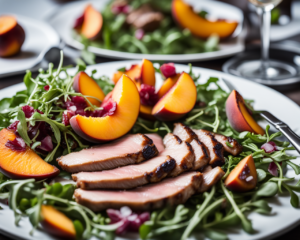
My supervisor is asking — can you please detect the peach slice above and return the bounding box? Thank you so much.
[225,155,257,192]
[73,71,105,107]
[140,105,155,121]
[112,71,124,84]
[157,73,181,99]
[172,0,238,39]
[140,59,156,87]
[152,72,197,121]
[112,60,155,86]
[226,90,264,135]
[41,205,76,239]
[70,75,140,143]
[126,64,142,82]
[81,4,103,39]
[0,16,25,57]
[0,129,59,180]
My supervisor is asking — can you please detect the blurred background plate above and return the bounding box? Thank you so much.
[49,0,245,62]
[0,15,60,78]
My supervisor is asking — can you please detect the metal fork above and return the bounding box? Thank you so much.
[221,78,300,154]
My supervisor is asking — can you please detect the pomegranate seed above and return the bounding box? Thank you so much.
[261,141,277,153]
[22,105,35,118]
[44,85,50,91]
[5,136,26,152]
[7,121,19,131]
[160,63,176,78]
[62,111,75,126]
[139,84,158,106]
[72,96,88,110]
[73,14,84,29]
[135,29,145,40]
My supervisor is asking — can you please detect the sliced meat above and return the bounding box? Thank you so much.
[132,12,163,31]
[126,4,163,32]
[162,133,194,177]
[74,171,203,212]
[193,129,225,167]
[57,134,159,173]
[173,123,210,170]
[198,166,225,193]
[173,122,198,143]
[212,133,242,156]
[73,155,176,190]
[145,133,164,152]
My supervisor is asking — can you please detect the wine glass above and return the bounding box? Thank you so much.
[233,0,297,83]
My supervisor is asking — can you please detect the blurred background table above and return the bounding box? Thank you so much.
[0,0,300,240]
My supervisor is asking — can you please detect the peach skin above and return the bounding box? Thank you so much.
[225,155,257,192]
[41,205,76,239]
[172,0,238,39]
[0,129,59,180]
[140,105,156,121]
[73,71,105,107]
[226,90,264,135]
[0,16,25,57]
[152,72,197,121]
[70,74,140,143]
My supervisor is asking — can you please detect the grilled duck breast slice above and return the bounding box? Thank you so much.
[74,171,203,212]
[173,123,210,169]
[162,133,195,176]
[73,155,176,190]
[57,134,160,173]
[198,165,225,193]
[193,129,225,167]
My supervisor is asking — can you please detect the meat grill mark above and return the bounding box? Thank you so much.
[142,143,158,159]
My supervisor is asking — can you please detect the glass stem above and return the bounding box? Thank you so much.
[258,8,271,74]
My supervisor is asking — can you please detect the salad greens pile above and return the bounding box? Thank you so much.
[75,0,219,61]
[0,55,299,240]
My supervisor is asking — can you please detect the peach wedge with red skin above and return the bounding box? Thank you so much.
[226,90,264,135]
[157,73,181,99]
[73,71,105,107]
[152,72,197,121]
[0,129,59,180]
[70,74,140,143]
[225,155,257,192]
[41,205,76,239]
[172,0,238,39]
[0,16,25,57]
[80,4,103,39]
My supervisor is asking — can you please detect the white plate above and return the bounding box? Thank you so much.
[0,15,60,78]
[49,0,244,62]
[0,61,299,240]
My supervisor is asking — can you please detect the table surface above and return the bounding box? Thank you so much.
[0,1,300,240]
